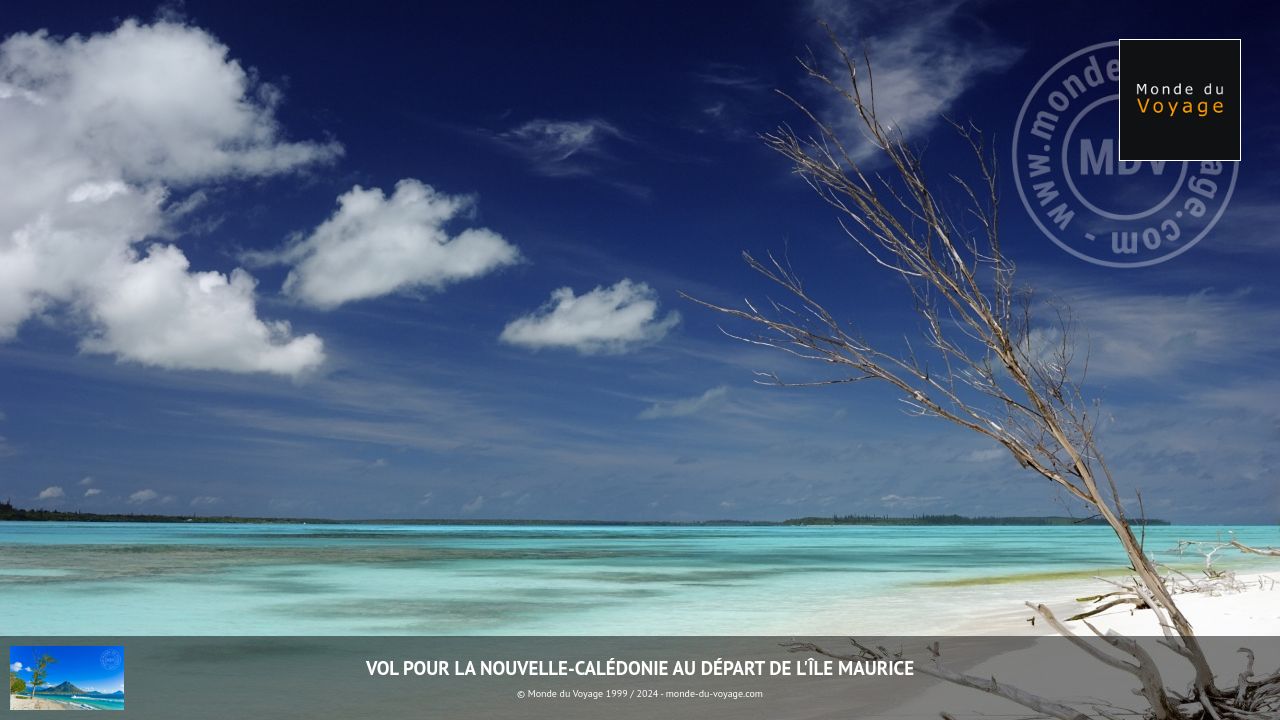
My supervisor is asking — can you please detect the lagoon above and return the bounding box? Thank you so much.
[2,522,1276,636]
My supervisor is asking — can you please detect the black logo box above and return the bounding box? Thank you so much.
[1119,38,1241,162]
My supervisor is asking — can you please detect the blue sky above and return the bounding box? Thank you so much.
[0,1,1277,523]
[10,645,125,693]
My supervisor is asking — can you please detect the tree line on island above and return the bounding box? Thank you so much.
[1,500,1168,526]
[785,514,1171,526]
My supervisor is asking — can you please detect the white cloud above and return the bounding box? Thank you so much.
[1035,286,1280,380]
[82,244,324,374]
[2,21,341,183]
[259,179,519,309]
[0,19,336,376]
[129,489,159,504]
[190,496,220,506]
[807,0,1020,160]
[79,475,94,485]
[692,63,769,91]
[84,488,102,497]
[36,486,65,500]
[9,662,21,672]
[639,386,729,420]
[960,447,1005,463]
[880,493,942,509]
[461,495,485,514]
[499,118,623,178]
[500,279,679,354]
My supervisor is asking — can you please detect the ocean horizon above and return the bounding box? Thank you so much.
[3,522,1276,636]
[32,694,125,711]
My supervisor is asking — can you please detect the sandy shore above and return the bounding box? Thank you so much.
[955,570,1280,636]
[9,694,79,710]
[874,569,1280,718]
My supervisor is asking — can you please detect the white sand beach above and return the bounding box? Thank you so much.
[9,694,77,710]
[958,570,1280,636]
[874,570,1280,719]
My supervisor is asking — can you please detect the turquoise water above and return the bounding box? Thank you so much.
[57,695,124,710]
[1,522,1276,635]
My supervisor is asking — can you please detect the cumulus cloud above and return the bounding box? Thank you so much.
[808,0,1020,160]
[79,476,94,485]
[500,279,679,354]
[10,662,21,673]
[256,180,519,309]
[190,496,220,506]
[84,488,102,497]
[82,244,324,373]
[0,19,336,376]
[128,489,159,504]
[36,486,65,500]
[639,386,729,420]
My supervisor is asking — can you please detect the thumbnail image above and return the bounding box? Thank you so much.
[9,646,124,711]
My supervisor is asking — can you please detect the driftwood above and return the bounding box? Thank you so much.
[1171,536,1280,595]
[1068,588,1151,621]
[1230,540,1280,558]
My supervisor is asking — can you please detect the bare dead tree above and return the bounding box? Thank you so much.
[688,29,1277,720]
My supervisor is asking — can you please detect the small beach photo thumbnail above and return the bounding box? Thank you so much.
[9,645,124,711]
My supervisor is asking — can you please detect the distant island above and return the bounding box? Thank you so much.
[37,681,123,699]
[0,501,1167,526]
[785,514,1171,526]
[38,681,85,696]
[0,500,324,524]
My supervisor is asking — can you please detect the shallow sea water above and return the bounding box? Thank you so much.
[2,522,1276,635]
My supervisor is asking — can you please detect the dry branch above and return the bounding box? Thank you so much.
[1230,540,1280,558]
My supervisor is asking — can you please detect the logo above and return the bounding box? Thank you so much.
[100,648,122,671]
[1013,42,1237,268]
[1119,39,1241,161]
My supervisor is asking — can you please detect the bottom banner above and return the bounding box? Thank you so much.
[3,636,1276,718]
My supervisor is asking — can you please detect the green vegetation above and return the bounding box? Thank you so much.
[9,671,24,695]
[0,500,323,524]
[0,500,772,525]
[30,654,54,701]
